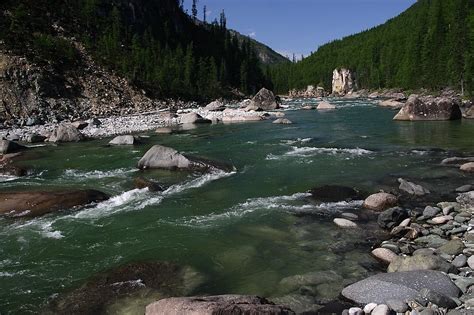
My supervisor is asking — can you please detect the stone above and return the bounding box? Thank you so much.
[386,299,409,313]
[309,185,364,202]
[378,207,409,229]
[137,145,231,172]
[415,235,448,248]
[371,304,390,315]
[431,215,453,225]
[133,177,164,192]
[468,256,474,269]
[109,135,137,145]
[317,101,336,110]
[25,133,46,143]
[222,115,263,123]
[341,270,460,305]
[145,295,295,315]
[248,88,279,110]
[348,307,363,315]
[342,213,359,220]
[423,206,441,219]
[455,185,473,193]
[452,254,467,268]
[378,99,404,109]
[443,206,454,215]
[71,120,88,130]
[460,162,474,173]
[393,95,462,121]
[398,178,430,196]
[47,262,205,315]
[363,193,398,211]
[49,123,83,142]
[332,68,356,96]
[454,276,474,293]
[334,218,358,228]
[372,248,399,264]
[205,100,225,111]
[441,157,474,166]
[0,140,26,154]
[363,303,377,314]
[89,118,101,127]
[180,112,211,124]
[0,190,109,217]
[456,191,474,209]
[399,218,411,227]
[155,127,173,134]
[279,270,342,292]
[418,288,457,309]
[273,118,293,124]
[388,254,455,273]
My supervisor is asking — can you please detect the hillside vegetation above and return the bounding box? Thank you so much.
[1,0,277,100]
[271,0,474,96]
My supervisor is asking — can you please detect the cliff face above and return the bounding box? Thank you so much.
[0,42,159,125]
[332,68,357,96]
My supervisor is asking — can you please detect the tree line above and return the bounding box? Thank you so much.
[271,0,474,97]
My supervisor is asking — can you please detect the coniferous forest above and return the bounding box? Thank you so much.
[0,0,270,100]
[271,0,474,97]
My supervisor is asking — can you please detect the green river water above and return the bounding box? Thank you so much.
[0,98,473,314]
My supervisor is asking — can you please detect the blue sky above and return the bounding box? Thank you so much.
[184,0,417,59]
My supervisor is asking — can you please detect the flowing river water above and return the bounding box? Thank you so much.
[0,98,473,314]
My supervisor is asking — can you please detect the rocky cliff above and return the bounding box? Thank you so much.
[332,68,357,96]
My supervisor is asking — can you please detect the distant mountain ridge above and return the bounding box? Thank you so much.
[271,0,474,96]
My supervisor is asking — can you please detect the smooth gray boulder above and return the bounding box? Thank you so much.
[398,178,430,196]
[0,140,26,154]
[109,135,137,145]
[388,253,455,273]
[137,145,232,172]
[146,295,295,315]
[341,270,460,305]
[49,123,83,143]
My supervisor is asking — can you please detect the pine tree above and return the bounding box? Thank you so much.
[192,0,198,21]
[203,5,207,23]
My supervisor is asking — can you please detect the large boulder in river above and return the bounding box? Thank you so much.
[393,95,462,121]
[109,135,137,145]
[363,193,398,211]
[0,140,26,154]
[317,101,336,110]
[180,112,212,124]
[146,295,295,315]
[341,270,460,305]
[49,123,83,142]
[248,88,279,110]
[0,190,109,217]
[137,145,232,172]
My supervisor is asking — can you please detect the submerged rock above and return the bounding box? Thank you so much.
[341,270,460,305]
[363,193,398,211]
[309,185,364,202]
[0,190,109,217]
[273,118,293,124]
[398,178,430,196]
[146,295,295,315]
[137,145,232,172]
[109,135,138,145]
[393,95,462,121]
[49,123,83,143]
[133,177,164,192]
[46,262,205,315]
[0,153,28,177]
[333,218,358,228]
[0,140,26,154]
[248,88,279,110]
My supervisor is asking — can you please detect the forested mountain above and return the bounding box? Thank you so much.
[0,0,276,100]
[271,0,474,96]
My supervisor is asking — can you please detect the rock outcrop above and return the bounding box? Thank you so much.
[393,95,462,121]
[146,295,295,315]
[248,88,279,110]
[0,189,109,217]
[48,123,83,142]
[332,68,357,96]
[137,145,232,172]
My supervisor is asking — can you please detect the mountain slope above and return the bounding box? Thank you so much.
[271,0,474,96]
[0,0,270,105]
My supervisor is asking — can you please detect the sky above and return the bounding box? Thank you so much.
[184,0,417,59]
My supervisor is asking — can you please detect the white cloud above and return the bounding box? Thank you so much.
[249,31,257,38]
